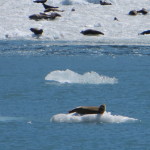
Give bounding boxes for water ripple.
[0,40,150,56]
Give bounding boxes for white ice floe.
[51,111,138,123]
[45,69,118,84]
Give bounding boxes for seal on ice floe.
[137,8,148,15]
[68,104,106,115]
[128,10,138,16]
[29,13,61,21]
[139,30,150,35]
[129,8,148,16]
[100,1,112,5]
[81,29,104,36]
[42,3,59,9]
[30,28,43,35]
[44,8,64,12]
[114,17,119,21]
[33,0,47,3]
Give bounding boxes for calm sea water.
[0,40,150,150]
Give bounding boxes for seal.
[128,10,138,16]
[139,30,150,35]
[81,29,104,36]
[44,8,64,12]
[100,1,112,5]
[29,13,61,21]
[42,3,59,9]
[29,13,48,21]
[137,8,148,15]
[49,12,61,19]
[30,28,43,35]
[33,0,47,3]
[114,17,119,21]
[68,104,106,115]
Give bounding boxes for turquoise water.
[0,40,150,150]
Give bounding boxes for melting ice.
[45,69,118,84]
[51,112,138,123]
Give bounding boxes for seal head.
[98,104,106,114]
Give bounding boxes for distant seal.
[30,28,43,35]
[128,10,138,16]
[29,13,48,21]
[137,8,148,15]
[29,13,61,21]
[44,8,64,12]
[129,8,148,16]
[114,17,119,21]
[100,1,112,5]
[42,3,59,9]
[81,29,104,36]
[71,8,75,11]
[68,104,106,115]
[139,30,150,35]
[49,12,61,19]
[33,0,47,3]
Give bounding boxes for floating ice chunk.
[51,112,138,123]
[45,69,118,84]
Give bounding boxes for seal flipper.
[68,107,82,114]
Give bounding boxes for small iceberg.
[45,69,118,84]
[50,112,138,123]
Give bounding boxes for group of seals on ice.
[29,0,105,36]
[68,104,106,115]
[129,8,148,16]
[128,8,149,35]
[29,0,63,36]
[29,0,150,37]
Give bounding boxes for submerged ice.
[0,116,24,122]
[51,112,138,123]
[45,69,118,84]
[0,0,150,44]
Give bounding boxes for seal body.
[33,0,47,3]
[128,10,138,16]
[44,8,64,12]
[68,104,106,115]
[114,17,119,21]
[137,8,148,15]
[100,1,112,5]
[29,13,48,21]
[29,13,61,21]
[42,3,59,9]
[30,28,43,35]
[81,29,104,36]
[139,30,150,35]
